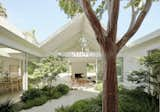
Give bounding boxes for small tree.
[58,0,153,112]
[128,50,160,97]
[142,50,160,96]
[29,56,67,87]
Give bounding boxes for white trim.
[128,29,160,47]
[0,26,44,57]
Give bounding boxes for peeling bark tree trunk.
[79,0,152,112]
[103,53,118,112]
[101,40,118,112]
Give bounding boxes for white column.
[22,53,28,91]
[95,59,98,83]
[18,60,22,76]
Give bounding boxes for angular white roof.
[0,13,160,58]
[40,14,100,56]
[0,17,44,57]
[129,29,160,47]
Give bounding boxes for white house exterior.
[0,17,44,91]
[121,29,160,85]
[0,13,160,92]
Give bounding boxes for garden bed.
[0,84,70,112]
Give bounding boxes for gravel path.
[20,90,98,112]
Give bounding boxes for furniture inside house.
[0,75,22,94]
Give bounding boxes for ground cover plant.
[3,84,70,111]
[56,88,159,112]
[20,84,69,109]
[0,100,15,112]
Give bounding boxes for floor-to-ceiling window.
[117,57,124,82]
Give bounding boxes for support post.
[22,53,28,91]
[95,59,98,83]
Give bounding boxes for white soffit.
[129,29,160,47]
[40,13,100,53]
[0,17,25,39]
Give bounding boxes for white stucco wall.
[71,62,87,77]
[122,37,160,86]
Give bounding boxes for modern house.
[0,13,159,93]
[0,16,44,91]
[121,29,160,86]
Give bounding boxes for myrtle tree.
[58,0,152,112]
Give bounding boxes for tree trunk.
[159,94,160,112]
[103,53,118,112]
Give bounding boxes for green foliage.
[42,86,61,99]
[128,70,150,90]
[0,3,7,18]
[31,56,67,79]
[28,61,37,75]
[87,63,95,72]
[21,88,44,102]
[95,82,102,92]
[128,50,160,96]
[119,88,158,112]
[56,84,70,95]
[58,0,107,19]
[28,56,67,88]
[141,49,160,67]
[21,84,69,102]
[58,0,82,18]
[22,96,48,109]
[19,84,69,110]
[56,94,102,112]
[56,88,158,112]
[58,0,154,19]
[0,100,15,112]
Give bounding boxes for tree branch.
[128,4,139,30]
[116,0,152,53]
[107,0,120,42]
[79,0,106,46]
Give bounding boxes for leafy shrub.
[56,88,158,112]
[22,96,48,109]
[56,94,102,112]
[119,88,159,112]
[42,86,57,97]
[21,88,44,102]
[69,100,89,112]
[56,106,71,112]
[0,100,15,112]
[41,84,69,99]
[19,84,70,110]
[56,84,70,95]
[51,91,62,99]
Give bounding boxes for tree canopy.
[58,0,107,19]
[0,3,7,18]
[58,0,145,19]
[57,0,152,112]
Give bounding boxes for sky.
[0,0,160,43]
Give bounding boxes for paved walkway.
[20,90,98,112]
